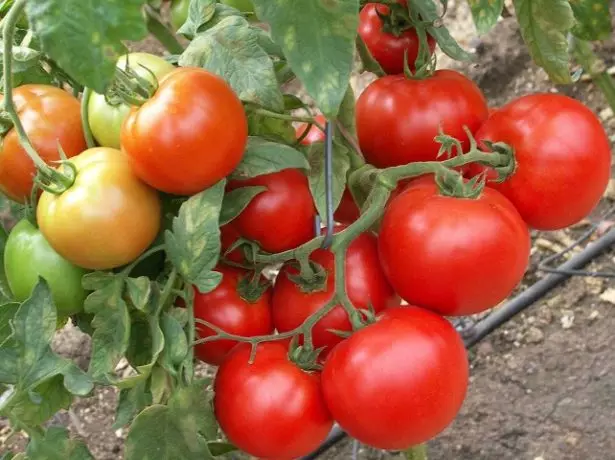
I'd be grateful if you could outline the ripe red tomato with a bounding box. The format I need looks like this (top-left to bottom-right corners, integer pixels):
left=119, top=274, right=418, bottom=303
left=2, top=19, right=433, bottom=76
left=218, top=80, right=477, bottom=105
left=214, top=342, right=333, bottom=459
left=272, top=229, right=397, bottom=355
left=378, top=181, right=530, bottom=316
left=334, top=189, right=361, bottom=224
left=0, top=85, right=86, bottom=203
left=193, top=265, right=273, bottom=365
left=220, top=223, right=245, bottom=264
left=357, top=70, right=488, bottom=167
left=359, top=2, right=436, bottom=75
left=322, top=306, right=468, bottom=449
left=228, top=169, right=316, bottom=253
left=473, top=94, right=612, bottom=230
left=295, top=114, right=326, bottom=145
left=121, top=67, right=248, bottom=196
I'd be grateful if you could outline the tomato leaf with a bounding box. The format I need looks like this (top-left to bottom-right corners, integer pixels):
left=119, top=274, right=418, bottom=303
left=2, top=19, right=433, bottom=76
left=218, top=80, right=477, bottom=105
left=25, top=0, right=148, bottom=93
left=0, top=46, right=53, bottom=92
left=0, top=302, right=19, bottom=345
left=220, top=186, right=267, bottom=225
left=177, top=2, right=240, bottom=38
left=513, top=0, right=574, bottom=84
left=570, top=0, right=612, bottom=41
left=150, top=365, right=172, bottom=404
left=177, top=0, right=217, bottom=38
left=165, top=180, right=226, bottom=294
left=231, top=137, right=310, bottom=179
left=306, top=142, right=351, bottom=226
left=81, top=272, right=117, bottom=291
left=208, top=442, right=237, bottom=456
left=114, top=380, right=152, bottom=430
left=337, top=85, right=357, bottom=139
left=159, top=312, right=189, bottom=373
left=252, top=0, right=359, bottom=118
left=468, top=0, right=504, bottom=34
left=180, top=16, right=284, bottom=111
left=26, top=427, right=93, bottom=460
left=126, top=277, right=152, bottom=313
left=8, top=375, right=72, bottom=426
left=409, top=0, right=473, bottom=61
left=85, top=279, right=131, bottom=381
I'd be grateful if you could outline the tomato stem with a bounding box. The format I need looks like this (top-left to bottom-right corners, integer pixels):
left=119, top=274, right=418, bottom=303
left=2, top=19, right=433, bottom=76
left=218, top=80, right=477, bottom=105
left=144, top=5, right=184, bottom=55
left=405, top=444, right=428, bottom=460
left=252, top=108, right=326, bottom=132
left=80, top=88, right=97, bottom=149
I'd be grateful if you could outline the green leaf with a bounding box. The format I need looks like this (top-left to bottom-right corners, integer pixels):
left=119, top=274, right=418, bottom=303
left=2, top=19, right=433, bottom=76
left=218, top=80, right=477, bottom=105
left=180, top=16, right=283, bottom=110
left=252, top=0, right=359, bottom=117
left=9, top=375, right=72, bottom=426
left=0, top=225, right=12, bottom=303
left=85, top=279, right=131, bottom=381
left=125, top=277, right=152, bottom=313
left=208, top=442, right=237, bottom=456
left=159, top=312, right=189, bottom=372
left=26, top=427, right=93, bottom=460
left=177, top=0, right=217, bottom=38
left=169, top=381, right=217, bottom=440
left=231, top=137, right=310, bottom=180
left=408, top=0, right=473, bottom=61
left=306, top=142, right=351, bottom=225
left=150, top=365, right=172, bottom=404
left=468, top=0, right=504, bottom=34
left=165, top=181, right=226, bottom=294
left=114, top=380, right=152, bottom=430
left=220, top=186, right=267, bottom=225
left=570, top=0, right=612, bottom=40
left=513, top=0, right=574, bottom=84
left=0, top=302, right=19, bottom=345
left=0, top=46, right=53, bottom=91
left=81, top=272, right=117, bottom=291
left=26, top=0, right=148, bottom=93
left=336, top=85, right=357, bottom=139
left=178, top=2, right=241, bottom=38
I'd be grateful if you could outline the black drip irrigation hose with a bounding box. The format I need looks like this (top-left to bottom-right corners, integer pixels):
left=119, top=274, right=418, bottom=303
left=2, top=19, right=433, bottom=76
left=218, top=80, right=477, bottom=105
left=302, top=227, right=615, bottom=460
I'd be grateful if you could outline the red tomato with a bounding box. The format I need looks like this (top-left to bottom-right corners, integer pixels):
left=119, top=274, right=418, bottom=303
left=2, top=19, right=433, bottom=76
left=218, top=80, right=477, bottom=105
left=121, top=67, right=248, bottom=195
left=220, top=223, right=244, bottom=264
left=357, top=70, right=488, bottom=167
left=295, top=114, right=326, bottom=145
left=228, top=169, right=316, bottom=253
left=193, top=265, right=273, bottom=365
left=214, top=342, right=333, bottom=459
left=0, top=85, right=86, bottom=203
left=272, top=228, right=397, bottom=355
left=359, top=2, right=436, bottom=75
left=473, top=94, right=612, bottom=230
left=378, top=182, right=530, bottom=316
left=334, top=188, right=361, bottom=224
left=322, top=306, right=469, bottom=449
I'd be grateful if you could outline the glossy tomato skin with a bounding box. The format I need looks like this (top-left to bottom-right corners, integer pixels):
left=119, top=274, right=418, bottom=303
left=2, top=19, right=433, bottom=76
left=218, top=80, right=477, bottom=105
left=359, top=2, right=436, bottom=75
left=121, top=67, right=248, bottom=196
left=473, top=94, right=611, bottom=230
left=273, top=229, right=397, bottom=355
left=5, top=219, right=87, bottom=318
left=228, top=169, right=316, bottom=253
left=379, top=182, right=530, bottom=316
left=295, top=114, right=326, bottom=145
left=214, top=342, right=333, bottom=459
left=88, top=53, right=175, bottom=149
left=193, top=265, right=273, bottom=365
left=334, top=189, right=361, bottom=224
left=322, top=306, right=469, bottom=449
left=357, top=70, right=489, bottom=167
left=0, top=85, right=86, bottom=203
left=37, top=148, right=161, bottom=270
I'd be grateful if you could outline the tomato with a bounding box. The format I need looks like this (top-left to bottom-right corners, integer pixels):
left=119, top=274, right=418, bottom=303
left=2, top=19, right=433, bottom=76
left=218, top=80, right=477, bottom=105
left=169, top=0, right=189, bottom=30
left=0, top=85, right=86, bottom=203
left=5, top=219, right=87, bottom=319
left=295, top=114, right=326, bottom=145
left=88, top=53, right=175, bottom=149
left=472, top=94, right=612, bottom=230
left=322, top=306, right=468, bottom=449
left=220, top=223, right=245, bottom=264
left=379, top=181, right=530, bottom=316
left=214, top=342, right=333, bottom=459
left=356, top=70, right=489, bottom=167
left=334, top=189, right=361, bottom=224
left=193, top=265, right=273, bottom=365
left=228, top=169, right=316, bottom=253
left=121, top=67, right=248, bottom=196
left=37, top=148, right=161, bottom=270
left=359, top=2, right=436, bottom=75
left=272, top=229, right=397, bottom=355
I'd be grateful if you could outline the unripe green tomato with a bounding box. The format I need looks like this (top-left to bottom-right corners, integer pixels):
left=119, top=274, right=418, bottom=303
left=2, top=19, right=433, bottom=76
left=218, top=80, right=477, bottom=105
left=4, top=219, right=88, bottom=320
left=170, top=0, right=190, bottom=30
left=87, top=52, right=175, bottom=149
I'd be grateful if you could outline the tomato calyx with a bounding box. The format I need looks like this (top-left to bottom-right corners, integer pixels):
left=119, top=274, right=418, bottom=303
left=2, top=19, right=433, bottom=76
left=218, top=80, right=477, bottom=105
left=288, top=337, right=324, bottom=371
left=236, top=271, right=270, bottom=303
left=109, top=64, right=159, bottom=107
left=435, top=170, right=485, bottom=199
left=287, top=256, right=328, bottom=294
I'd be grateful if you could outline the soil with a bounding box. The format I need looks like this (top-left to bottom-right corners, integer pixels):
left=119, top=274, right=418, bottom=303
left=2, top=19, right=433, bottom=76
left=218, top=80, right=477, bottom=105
left=2, top=3, right=615, bottom=460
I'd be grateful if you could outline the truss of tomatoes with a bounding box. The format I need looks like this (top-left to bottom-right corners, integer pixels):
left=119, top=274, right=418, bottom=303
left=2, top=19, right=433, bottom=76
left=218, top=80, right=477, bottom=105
left=1, top=11, right=611, bottom=457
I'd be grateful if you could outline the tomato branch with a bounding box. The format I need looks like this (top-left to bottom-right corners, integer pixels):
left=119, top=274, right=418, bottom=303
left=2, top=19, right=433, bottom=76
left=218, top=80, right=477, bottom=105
left=251, top=107, right=326, bottom=132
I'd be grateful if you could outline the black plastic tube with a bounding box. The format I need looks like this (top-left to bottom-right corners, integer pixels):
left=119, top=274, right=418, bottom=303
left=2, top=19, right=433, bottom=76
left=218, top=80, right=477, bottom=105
left=301, top=227, right=615, bottom=459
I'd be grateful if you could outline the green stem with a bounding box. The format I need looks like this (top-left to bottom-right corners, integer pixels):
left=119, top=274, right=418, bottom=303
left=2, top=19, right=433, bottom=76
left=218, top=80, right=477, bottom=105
left=159, top=268, right=178, bottom=310
left=144, top=5, right=184, bottom=55
left=252, top=108, right=326, bottom=132
left=406, top=444, right=428, bottom=460
left=571, top=37, right=615, bottom=113
left=335, top=120, right=365, bottom=170
left=120, top=244, right=166, bottom=276
left=183, top=286, right=195, bottom=385
left=80, top=88, right=97, bottom=149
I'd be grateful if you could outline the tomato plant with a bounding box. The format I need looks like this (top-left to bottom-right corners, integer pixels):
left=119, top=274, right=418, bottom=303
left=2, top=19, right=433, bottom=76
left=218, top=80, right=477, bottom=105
left=169, top=0, right=189, bottom=30
left=322, top=306, right=469, bottom=449
left=214, top=342, right=333, bottom=459
left=378, top=180, right=531, bottom=316
left=0, top=85, right=86, bottom=203
left=193, top=265, right=273, bottom=365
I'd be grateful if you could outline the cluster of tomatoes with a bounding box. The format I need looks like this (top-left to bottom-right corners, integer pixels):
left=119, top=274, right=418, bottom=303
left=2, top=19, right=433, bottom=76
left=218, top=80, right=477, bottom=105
left=0, top=0, right=612, bottom=458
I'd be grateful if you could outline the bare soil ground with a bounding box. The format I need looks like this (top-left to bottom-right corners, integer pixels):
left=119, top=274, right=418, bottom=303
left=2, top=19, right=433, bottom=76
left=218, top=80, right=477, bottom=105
left=2, top=4, right=615, bottom=460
